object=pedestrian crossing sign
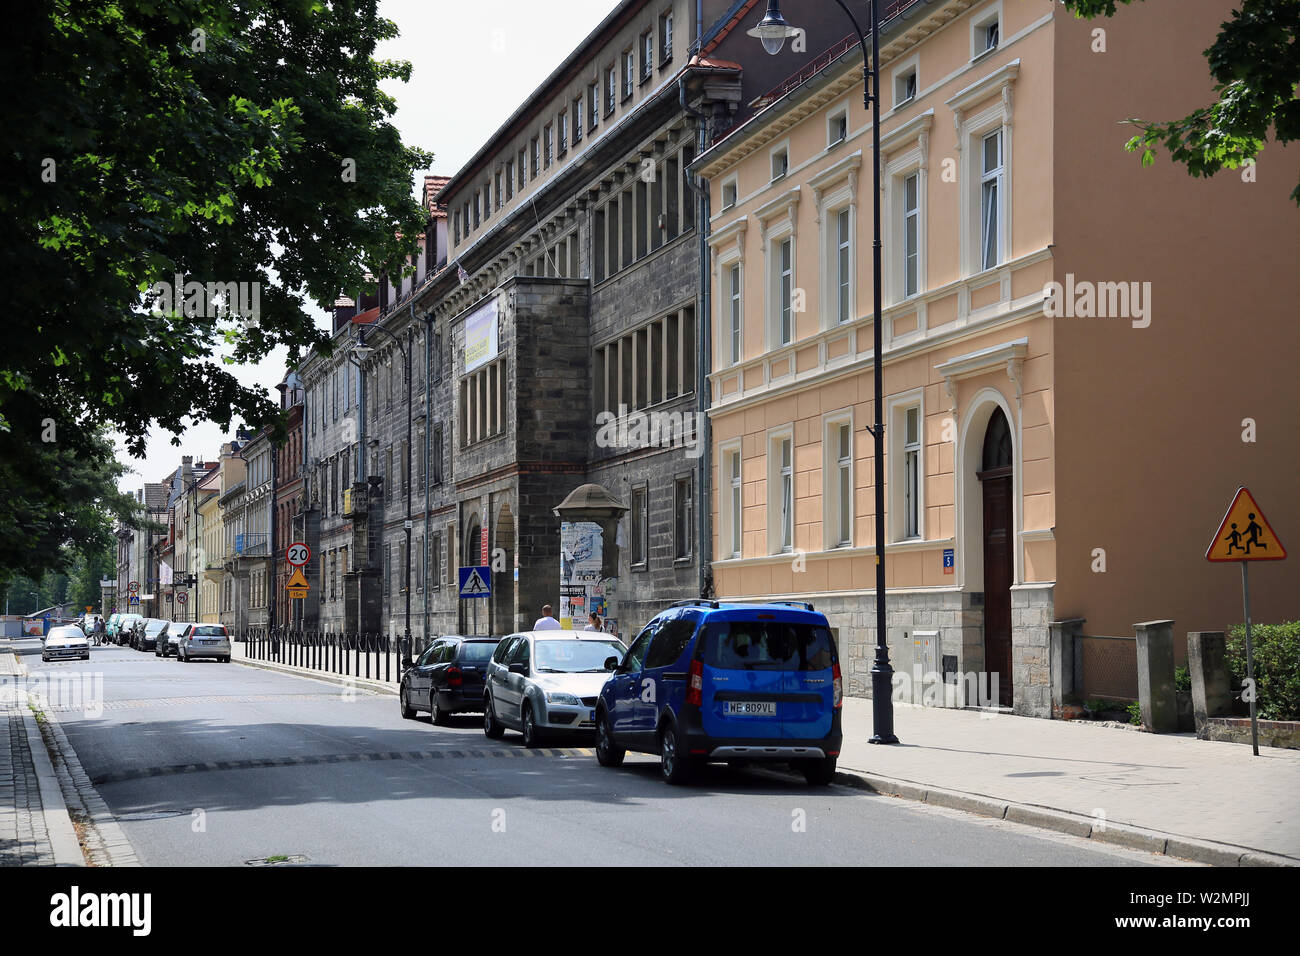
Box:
[1206,487,1286,562]
[458,566,492,598]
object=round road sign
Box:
[177,592,188,604]
[286,542,311,567]
[128,581,140,593]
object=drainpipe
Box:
[680,73,712,598]
[422,305,432,648]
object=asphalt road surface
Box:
[18,637,1184,867]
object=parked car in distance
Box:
[114,614,144,646]
[105,613,123,641]
[401,636,502,724]
[594,600,843,786]
[157,621,195,657]
[135,618,170,652]
[42,625,91,662]
[177,623,231,662]
[483,630,628,748]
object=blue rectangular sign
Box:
[458,566,492,599]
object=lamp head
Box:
[747,0,799,55]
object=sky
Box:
[114,0,620,491]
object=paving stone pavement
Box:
[0,643,56,865]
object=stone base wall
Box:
[1202,717,1300,750]
[784,584,1055,717]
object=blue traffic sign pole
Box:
[458,567,492,637]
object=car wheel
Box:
[800,757,838,786]
[659,721,696,786]
[520,703,542,749]
[399,686,415,720]
[483,694,505,739]
[430,691,447,727]
[595,711,625,768]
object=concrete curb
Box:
[234,655,398,697]
[830,764,1299,867]
[20,708,84,866]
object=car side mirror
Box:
[604,656,619,672]
[508,662,528,675]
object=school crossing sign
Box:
[1205,487,1286,562]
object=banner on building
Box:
[463,297,499,373]
[159,561,173,586]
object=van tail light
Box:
[686,659,703,707]
[447,667,463,687]
[832,662,843,709]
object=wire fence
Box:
[1078,635,1139,702]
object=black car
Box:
[400,636,502,725]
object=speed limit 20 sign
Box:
[286,542,311,567]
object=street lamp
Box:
[349,321,414,670]
[752,0,897,744]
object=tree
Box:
[1061,0,1300,203]
[0,429,147,601]
[2,0,431,584]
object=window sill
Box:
[970,45,998,64]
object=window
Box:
[640,31,653,80]
[460,360,506,446]
[431,425,443,485]
[543,124,553,168]
[473,190,481,228]
[721,179,737,209]
[572,97,582,144]
[984,20,999,52]
[904,406,920,538]
[384,546,391,595]
[605,66,617,114]
[828,420,853,547]
[778,237,793,345]
[771,434,794,553]
[531,137,540,177]
[771,147,788,181]
[728,263,742,364]
[836,209,852,323]
[903,173,920,296]
[494,171,503,210]
[453,210,461,245]
[558,112,567,156]
[828,110,847,146]
[630,485,648,568]
[588,82,599,128]
[483,181,491,219]
[518,149,527,190]
[430,532,441,589]
[980,129,1003,270]
[674,476,693,561]
[659,10,673,64]
[622,48,635,100]
[724,447,742,558]
[972,6,1001,59]
[896,68,917,107]
[505,160,514,200]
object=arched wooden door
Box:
[977,408,1014,707]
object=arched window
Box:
[982,407,1012,472]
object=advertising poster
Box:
[559,520,603,630]
[463,297,499,373]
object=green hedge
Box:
[1226,620,1300,722]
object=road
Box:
[18,637,1183,867]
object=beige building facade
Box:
[696,0,1298,717]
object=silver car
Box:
[177,623,231,662]
[42,625,91,662]
[157,621,196,658]
[483,630,627,748]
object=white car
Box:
[42,625,91,662]
[482,630,628,747]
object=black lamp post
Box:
[751,0,897,743]
[350,321,414,670]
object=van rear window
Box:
[702,621,835,671]
[459,642,498,663]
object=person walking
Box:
[584,612,603,632]
[532,604,562,630]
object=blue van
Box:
[594,600,843,785]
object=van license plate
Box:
[725,701,776,716]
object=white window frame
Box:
[947,62,1017,277]
[886,390,926,543]
[769,141,790,182]
[767,426,796,554]
[823,201,854,327]
[827,107,848,147]
[884,141,927,303]
[720,441,743,559]
[756,187,799,351]
[720,175,739,210]
[971,2,1002,61]
[979,127,1004,272]
[892,54,919,111]
[823,411,854,549]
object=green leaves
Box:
[1062,0,1300,204]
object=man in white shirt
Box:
[532,604,562,630]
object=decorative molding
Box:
[879,109,935,154]
[707,215,749,250]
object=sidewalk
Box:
[0,642,83,866]
[836,698,1300,865]
[232,639,401,695]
